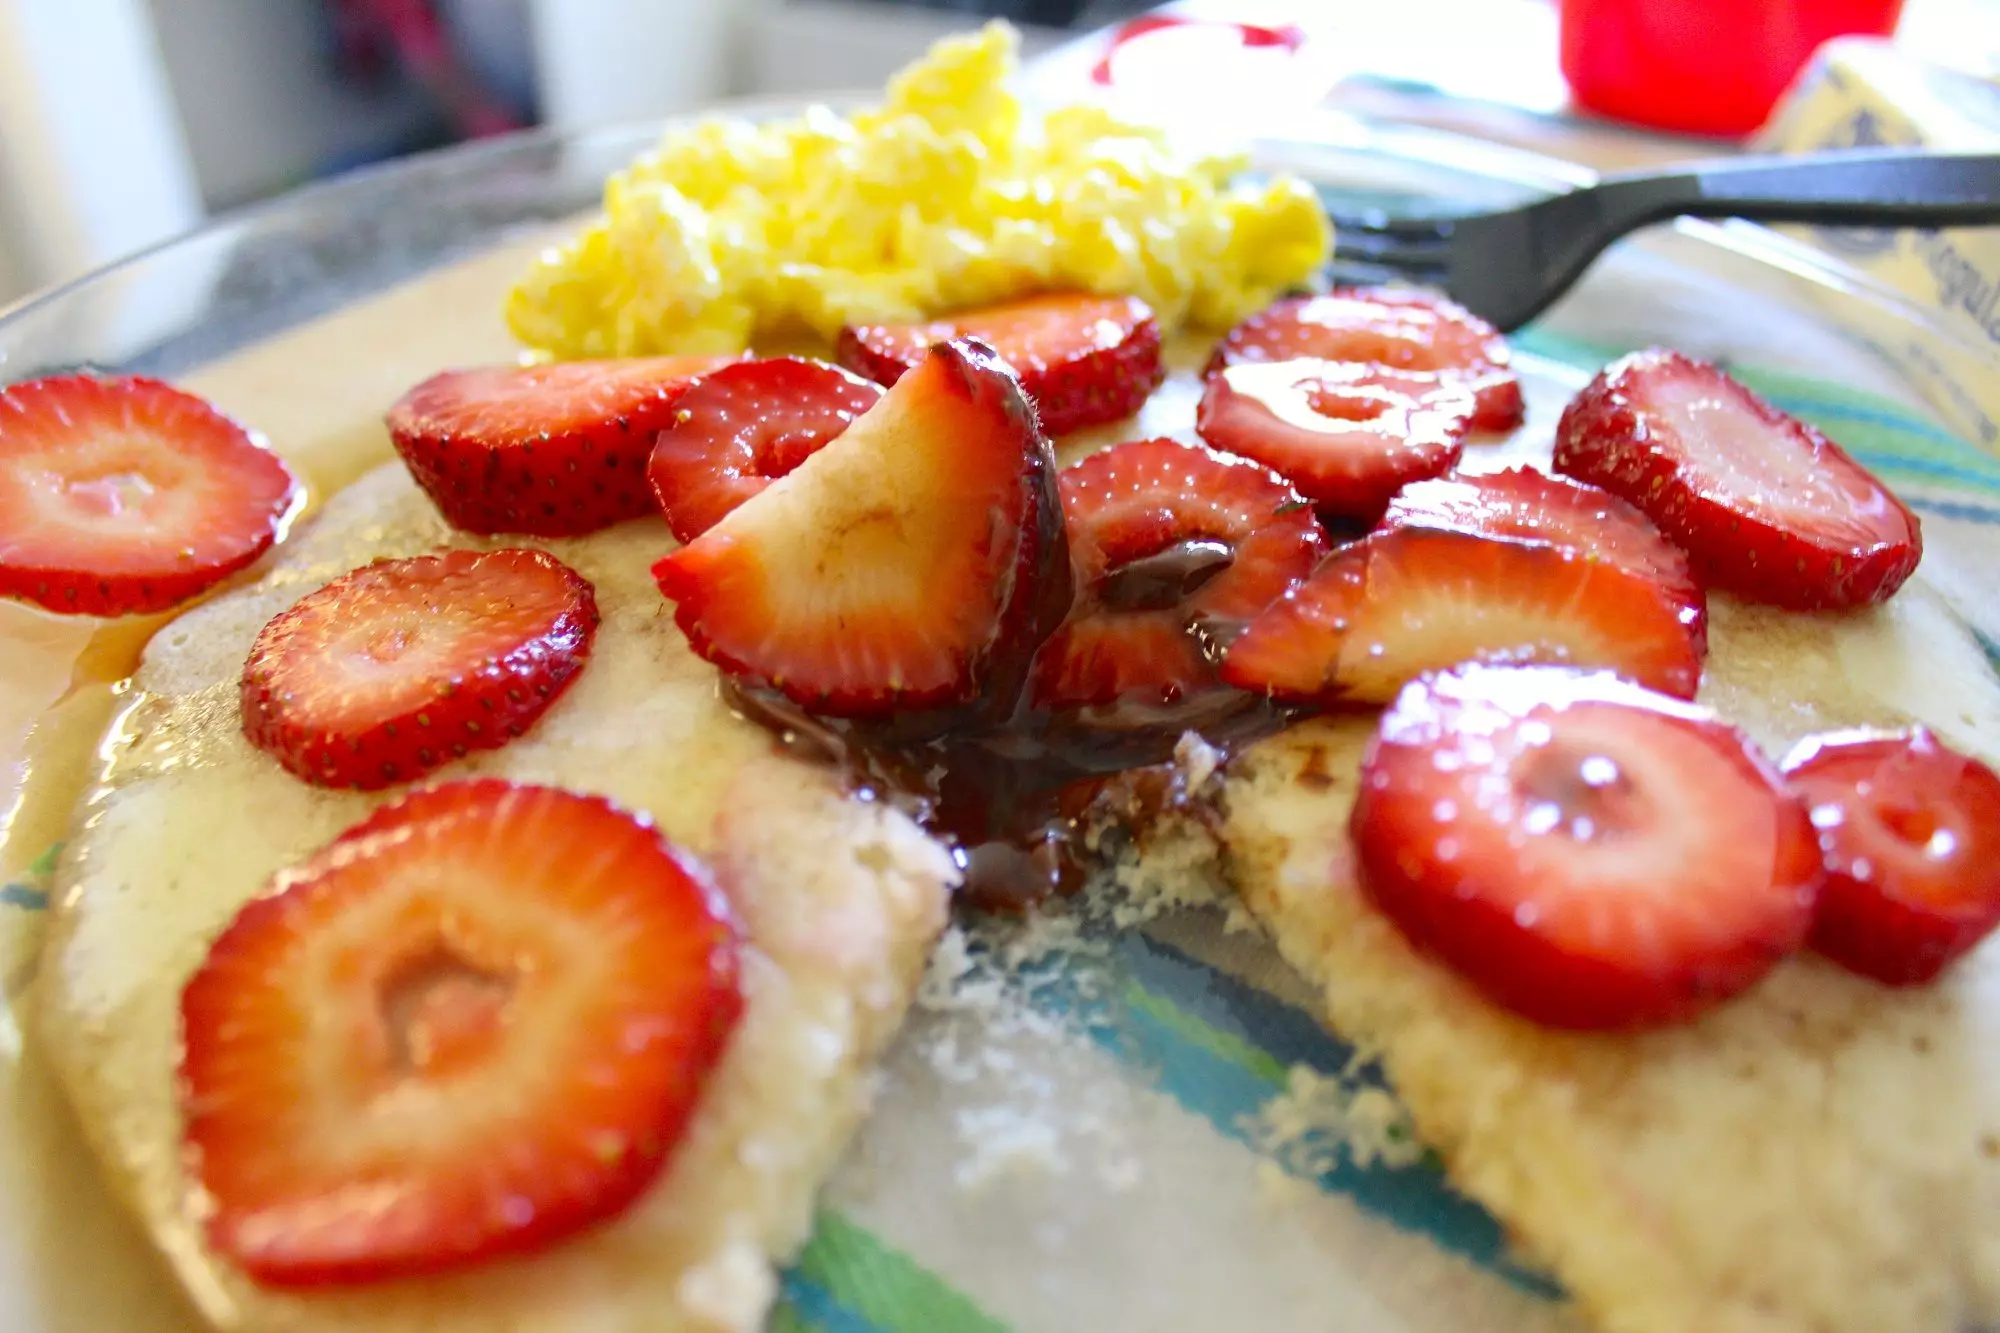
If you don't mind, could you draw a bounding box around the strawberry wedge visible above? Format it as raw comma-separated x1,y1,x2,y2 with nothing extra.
1554,349,1921,610
1206,288,1525,433
647,357,882,544
654,338,1071,721
388,355,738,537
1783,728,2000,986
0,374,300,616
1383,466,1708,652
1223,524,1707,705
838,293,1164,436
1196,360,1475,519
1030,438,1324,715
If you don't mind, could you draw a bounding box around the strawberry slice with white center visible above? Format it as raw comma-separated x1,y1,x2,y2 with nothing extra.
1351,664,1822,1029
653,337,1071,721
388,355,738,537
1781,728,2000,985
837,293,1164,435
1029,437,1324,717
179,779,743,1285
1383,466,1708,652
0,374,300,616
241,548,599,789
1205,288,1525,432
1195,359,1475,519
1553,348,1922,610
1222,523,1707,705
647,357,882,544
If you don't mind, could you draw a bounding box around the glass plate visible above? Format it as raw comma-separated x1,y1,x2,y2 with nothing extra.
2,102,1993,414
2,111,1997,1333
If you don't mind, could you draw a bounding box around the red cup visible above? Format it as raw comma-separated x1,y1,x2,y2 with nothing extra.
1559,0,1906,138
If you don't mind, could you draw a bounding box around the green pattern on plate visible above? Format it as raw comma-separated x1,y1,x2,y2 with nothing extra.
769,1301,817,1333
1122,978,1290,1088
1,842,60,912
784,1209,1009,1333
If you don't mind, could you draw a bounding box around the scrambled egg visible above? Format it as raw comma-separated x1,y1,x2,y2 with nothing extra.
504,23,1330,359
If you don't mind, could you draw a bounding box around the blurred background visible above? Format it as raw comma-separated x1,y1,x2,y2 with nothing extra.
0,0,1994,307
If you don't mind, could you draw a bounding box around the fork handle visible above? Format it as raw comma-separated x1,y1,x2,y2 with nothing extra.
1604,150,2000,230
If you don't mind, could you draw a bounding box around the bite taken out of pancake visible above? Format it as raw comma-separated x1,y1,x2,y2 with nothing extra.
34,464,955,1333
1221,589,2000,1333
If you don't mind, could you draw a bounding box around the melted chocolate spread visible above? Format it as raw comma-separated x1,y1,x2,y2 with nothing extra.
722,616,1295,911
1098,539,1234,612
713,394,1310,910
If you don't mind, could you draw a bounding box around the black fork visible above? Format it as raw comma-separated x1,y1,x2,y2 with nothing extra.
1325,150,2000,330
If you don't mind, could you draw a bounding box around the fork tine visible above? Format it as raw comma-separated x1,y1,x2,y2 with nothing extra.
1323,258,1451,289
1321,209,1457,243
1329,226,1453,273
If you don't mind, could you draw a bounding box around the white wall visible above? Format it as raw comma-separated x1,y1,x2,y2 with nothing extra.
745,0,1060,99
527,0,1062,128
528,0,742,128
145,0,439,210
0,231,21,312
0,0,204,303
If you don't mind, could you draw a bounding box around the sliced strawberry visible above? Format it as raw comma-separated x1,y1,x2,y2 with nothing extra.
653,338,1071,721
1195,360,1474,519
1215,542,1369,706
0,374,300,616
1033,613,1216,715
1351,664,1821,1029
1222,524,1706,705
241,548,598,789
1383,466,1708,652
647,357,881,545
1205,289,1525,432
837,293,1164,436
388,355,738,537
1781,728,2000,985
180,779,742,1285
1553,349,1922,610
1029,438,1325,716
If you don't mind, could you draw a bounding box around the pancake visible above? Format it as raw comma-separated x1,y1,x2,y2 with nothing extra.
34,463,954,1332
1220,589,2000,1332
